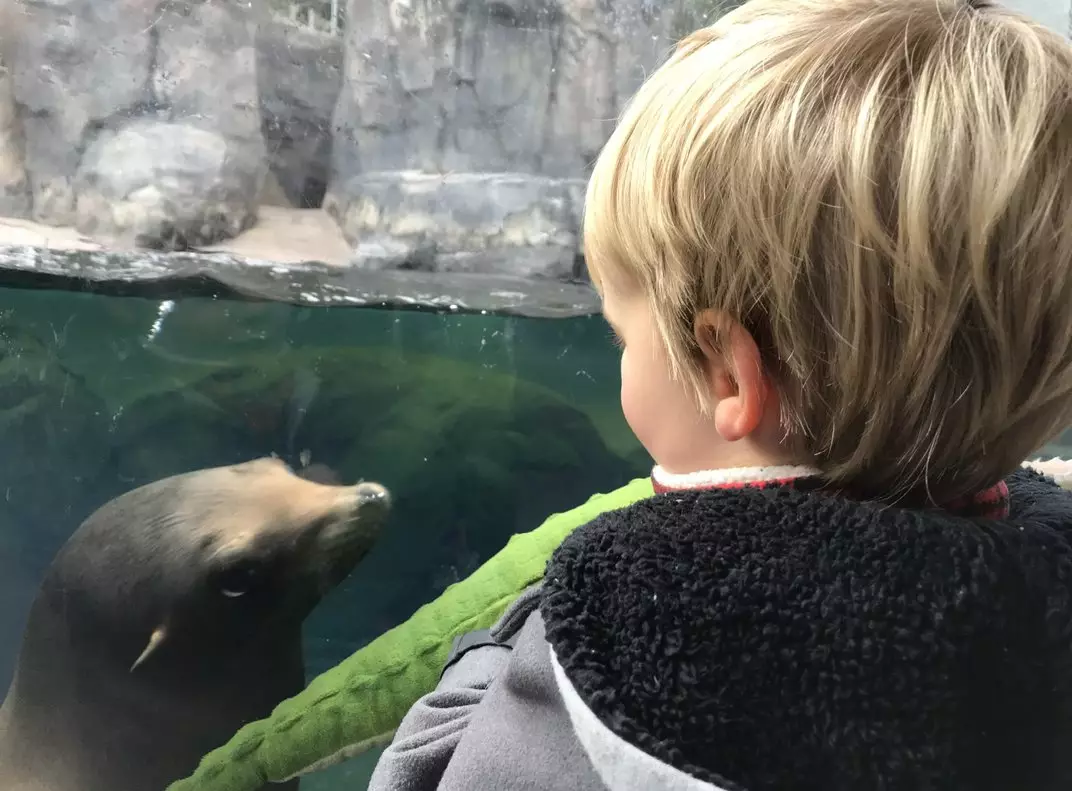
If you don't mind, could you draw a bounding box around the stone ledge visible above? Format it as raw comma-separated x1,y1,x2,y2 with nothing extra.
325,171,586,281
0,242,600,319
0,201,600,317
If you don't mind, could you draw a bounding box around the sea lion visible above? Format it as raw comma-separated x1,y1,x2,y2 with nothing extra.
0,456,390,791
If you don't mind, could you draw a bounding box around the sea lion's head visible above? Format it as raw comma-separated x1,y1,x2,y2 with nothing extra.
37,456,390,679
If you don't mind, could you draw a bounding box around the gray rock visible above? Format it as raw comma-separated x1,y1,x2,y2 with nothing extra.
7,0,267,248
325,172,585,279
327,0,690,280
10,0,156,225
118,0,266,247
257,21,343,209
2,0,742,274
0,62,29,218
75,122,258,249
331,0,685,179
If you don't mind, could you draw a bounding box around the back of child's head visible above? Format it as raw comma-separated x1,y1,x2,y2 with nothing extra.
584,0,1072,504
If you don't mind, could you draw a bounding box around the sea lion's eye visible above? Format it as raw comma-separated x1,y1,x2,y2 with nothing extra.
216,563,259,599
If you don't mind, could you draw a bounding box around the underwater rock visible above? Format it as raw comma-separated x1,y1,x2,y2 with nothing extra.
305,365,645,671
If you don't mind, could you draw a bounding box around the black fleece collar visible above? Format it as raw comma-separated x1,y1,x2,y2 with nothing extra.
541,468,1072,791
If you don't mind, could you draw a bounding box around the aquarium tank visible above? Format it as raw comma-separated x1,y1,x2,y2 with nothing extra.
1,0,1071,789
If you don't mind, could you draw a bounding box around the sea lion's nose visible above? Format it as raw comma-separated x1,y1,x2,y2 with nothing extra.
352,481,391,514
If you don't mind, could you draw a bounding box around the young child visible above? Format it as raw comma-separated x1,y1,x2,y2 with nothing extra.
369,0,1072,789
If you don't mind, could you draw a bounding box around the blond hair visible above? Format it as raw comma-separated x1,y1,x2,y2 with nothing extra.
584,0,1072,503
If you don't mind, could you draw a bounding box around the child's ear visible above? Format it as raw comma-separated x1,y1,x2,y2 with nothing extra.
693,310,769,442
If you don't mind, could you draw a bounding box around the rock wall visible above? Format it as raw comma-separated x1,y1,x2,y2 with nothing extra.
0,0,721,274
3,0,267,248
0,4,29,218
258,22,342,209
0,60,28,218
323,0,687,278
0,1,347,247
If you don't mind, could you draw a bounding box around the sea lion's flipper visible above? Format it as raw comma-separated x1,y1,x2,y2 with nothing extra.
130,626,168,672
164,476,657,791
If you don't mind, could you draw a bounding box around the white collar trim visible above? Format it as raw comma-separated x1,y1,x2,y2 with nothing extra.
653,459,1072,493
652,464,821,490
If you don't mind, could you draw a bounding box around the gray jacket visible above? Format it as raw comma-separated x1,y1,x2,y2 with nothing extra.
368,584,719,791
369,470,1072,791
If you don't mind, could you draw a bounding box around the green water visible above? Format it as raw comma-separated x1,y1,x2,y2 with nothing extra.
4,284,1072,789
0,285,648,786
